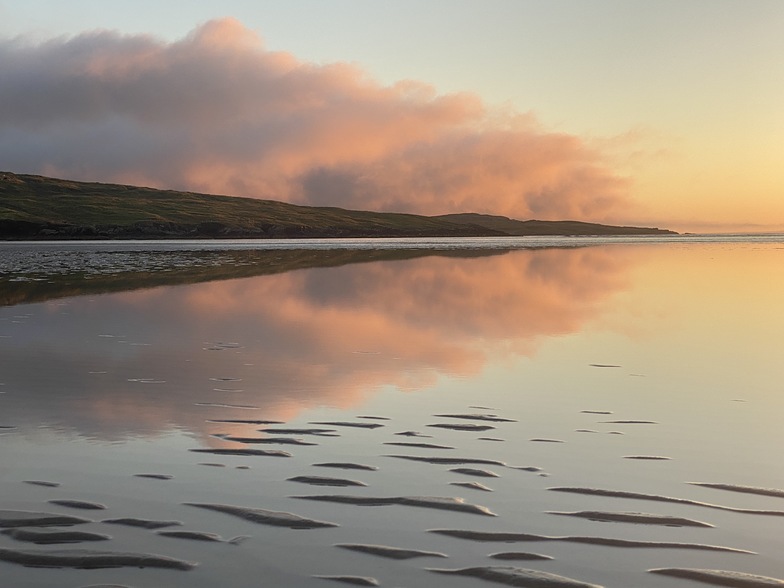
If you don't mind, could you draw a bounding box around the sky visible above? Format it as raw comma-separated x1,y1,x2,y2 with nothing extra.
1,0,782,232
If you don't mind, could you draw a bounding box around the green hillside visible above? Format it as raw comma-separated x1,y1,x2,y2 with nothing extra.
436,213,675,236
0,171,674,239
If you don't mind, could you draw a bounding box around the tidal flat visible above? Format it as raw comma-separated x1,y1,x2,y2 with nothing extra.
1,236,783,587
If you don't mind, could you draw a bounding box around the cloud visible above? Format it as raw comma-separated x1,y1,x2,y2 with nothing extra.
0,18,629,220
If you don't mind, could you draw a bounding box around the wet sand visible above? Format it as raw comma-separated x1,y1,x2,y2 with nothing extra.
2,240,784,587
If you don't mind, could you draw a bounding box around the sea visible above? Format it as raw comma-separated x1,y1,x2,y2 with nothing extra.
1,235,783,587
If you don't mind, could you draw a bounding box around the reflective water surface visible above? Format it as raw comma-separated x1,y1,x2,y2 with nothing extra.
1,237,783,587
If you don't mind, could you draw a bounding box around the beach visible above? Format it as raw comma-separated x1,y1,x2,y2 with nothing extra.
1,237,783,587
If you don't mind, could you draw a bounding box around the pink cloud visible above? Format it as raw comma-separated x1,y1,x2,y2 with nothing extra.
0,18,629,221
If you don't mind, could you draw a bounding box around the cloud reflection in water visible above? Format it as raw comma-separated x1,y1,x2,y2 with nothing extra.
0,247,630,441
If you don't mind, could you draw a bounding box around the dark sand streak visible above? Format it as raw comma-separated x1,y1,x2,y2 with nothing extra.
48,500,106,511
0,547,196,570
102,518,182,529
336,543,448,560
312,462,378,471
548,487,784,516
185,503,338,529
292,495,496,517
433,414,517,423
189,448,291,457
428,530,753,553
690,482,784,499
287,476,367,487
546,510,713,527
428,566,603,587
314,575,379,586
648,568,784,587
1,528,111,544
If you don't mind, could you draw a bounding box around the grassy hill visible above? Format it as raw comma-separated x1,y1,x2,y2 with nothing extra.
0,171,675,239
436,213,675,236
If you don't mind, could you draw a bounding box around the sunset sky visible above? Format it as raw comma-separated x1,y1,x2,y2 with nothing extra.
1,0,782,232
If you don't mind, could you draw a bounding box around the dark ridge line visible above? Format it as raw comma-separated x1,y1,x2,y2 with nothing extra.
450,481,493,492
312,462,378,471
623,456,671,460
428,529,753,553
0,528,111,545
648,568,784,587
102,518,182,529
599,420,658,424
260,428,339,437
384,454,507,466
427,423,496,432
335,543,448,560
383,442,455,449
184,503,338,529
23,480,61,488
0,546,196,570
313,575,379,586
432,413,517,423
189,448,291,457
219,436,317,446
287,476,367,488
689,482,784,499
548,487,784,517
308,421,384,429
489,552,554,561
449,467,500,478
546,510,714,527
48,500,106,511
427,566,603,587
291,495,496,517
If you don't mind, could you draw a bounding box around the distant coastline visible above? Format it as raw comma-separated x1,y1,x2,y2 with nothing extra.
0,171,676,240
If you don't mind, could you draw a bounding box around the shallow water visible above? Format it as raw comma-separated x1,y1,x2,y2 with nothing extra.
1,237,783,587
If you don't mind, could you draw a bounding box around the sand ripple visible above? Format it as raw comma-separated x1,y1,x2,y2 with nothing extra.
433,413,517,423
0,547,196,570
450,467,499,478
49,499,106,510
336,543,448,560
489,552,553,561
548,487,784,516
309,421,384,429
314,575,379,586
157,530,235,543
260,428,339,437
189,448,291,457
450,481,493,492
0,510,92,528
23,480,61,487
312,462,378,471
547,510,713,527
185,502,338,529
690,482,784,499
287,476,367,487
220,436,317,446
292,495,496,516
428,566,603,587
102,518,182,529
428,529,752,553
1,528,111,544
649,568,784,586
427,423,496,432
383,441,454,449
385,454,507,466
